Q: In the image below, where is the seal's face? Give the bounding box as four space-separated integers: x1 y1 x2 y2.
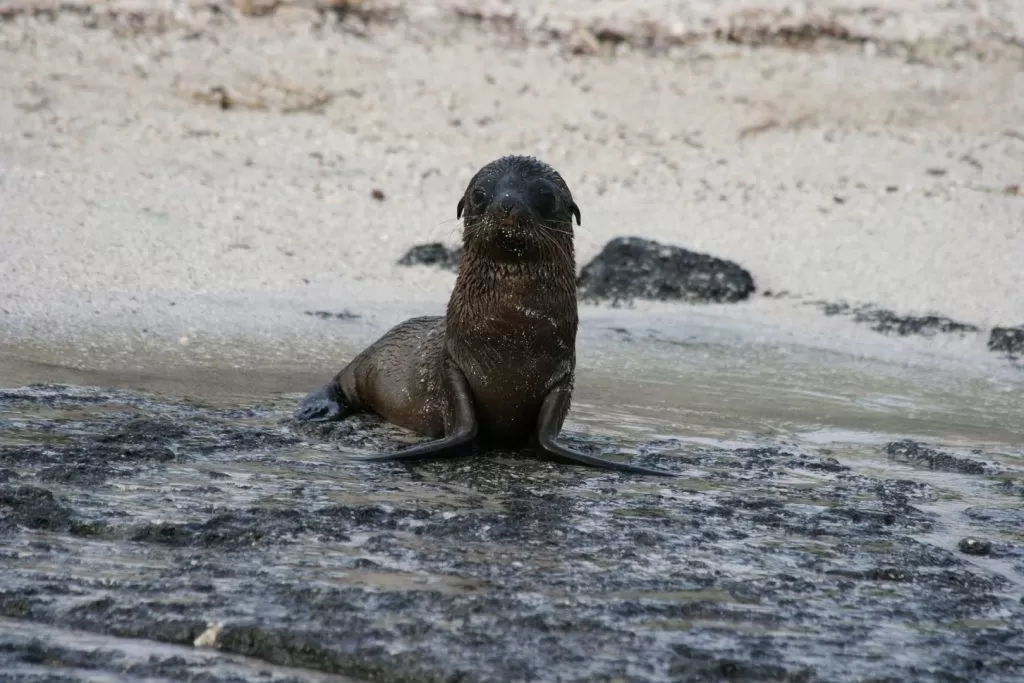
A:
457 156 581 259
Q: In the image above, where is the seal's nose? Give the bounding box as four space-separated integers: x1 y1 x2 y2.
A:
492 192 530 225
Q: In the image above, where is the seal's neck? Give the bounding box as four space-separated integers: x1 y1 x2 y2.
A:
446 238 578 326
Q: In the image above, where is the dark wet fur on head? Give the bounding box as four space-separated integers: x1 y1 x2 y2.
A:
456 156 581 263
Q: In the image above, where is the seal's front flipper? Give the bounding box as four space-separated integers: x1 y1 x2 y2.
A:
349 360 477 463
539 438 676 477
294 382 351 423
536 389 677 477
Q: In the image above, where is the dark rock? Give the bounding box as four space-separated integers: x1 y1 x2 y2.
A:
815 302 979 337
994 480 1024 498
397 242 462 271
988 326 1024 354
885 440 995 475
38 463 116 485
577 237 755 304
0 485 104 538
198 426 300 452
130 506 355 548
988 543 1024 560
8 640 109 669
0 485 75 534
93 417 189 445
958 538 992 556
963 507 1024 532
304 310 360 320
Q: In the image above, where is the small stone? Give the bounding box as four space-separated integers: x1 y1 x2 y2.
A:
370 188 385 201
988 325 1024 354
958 538 992 556
194 622 223 648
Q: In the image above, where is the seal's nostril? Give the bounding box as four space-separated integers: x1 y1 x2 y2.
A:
494 194 530 219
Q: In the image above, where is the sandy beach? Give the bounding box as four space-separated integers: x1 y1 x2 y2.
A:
2 0 1023 385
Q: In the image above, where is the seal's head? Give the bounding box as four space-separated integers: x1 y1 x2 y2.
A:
457 155 580 260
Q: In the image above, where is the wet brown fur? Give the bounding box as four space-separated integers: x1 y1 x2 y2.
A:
326 156 580 449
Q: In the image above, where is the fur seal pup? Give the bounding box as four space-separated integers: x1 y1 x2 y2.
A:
295 155 674 477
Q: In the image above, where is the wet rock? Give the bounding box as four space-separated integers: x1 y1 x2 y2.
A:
885 439 996 475
130 505 357 548
3 639 108 670
577 237 755 304
814 302 979 337
397 242 462 271
668 645 813 682
0 485 75 534
994 479 1024 498
875 479 936 524
1 384 1022 682
988 325 1024 355
0 626 328 682
93 417 189 445
61 597 209 646
198 426 301 453
963 507 1024 533
959 538 993 556
0 438 178 489
988 543 1024 560
37 463 116 485
0 485 104 538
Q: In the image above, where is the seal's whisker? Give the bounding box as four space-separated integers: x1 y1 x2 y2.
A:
539 230 573 266
424 217 463 242
540 223 574 238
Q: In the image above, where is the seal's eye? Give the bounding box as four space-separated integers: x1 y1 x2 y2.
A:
471 188 489 207
535 187 556 218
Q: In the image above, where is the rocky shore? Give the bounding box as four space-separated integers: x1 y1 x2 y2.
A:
2 384 1023 682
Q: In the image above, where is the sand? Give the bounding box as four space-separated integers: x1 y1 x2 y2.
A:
1 1 1023 386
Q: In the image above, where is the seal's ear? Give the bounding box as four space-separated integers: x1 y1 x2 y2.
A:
570 203 581 226
457 196 466 219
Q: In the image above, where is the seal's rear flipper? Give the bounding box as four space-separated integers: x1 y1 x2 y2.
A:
346 432 475 462
294 382 351 423
536 388 677 478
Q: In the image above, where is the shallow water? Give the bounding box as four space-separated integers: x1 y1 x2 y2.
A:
1 306 1023 682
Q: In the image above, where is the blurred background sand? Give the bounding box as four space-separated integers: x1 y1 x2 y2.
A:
1 0 1022 390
